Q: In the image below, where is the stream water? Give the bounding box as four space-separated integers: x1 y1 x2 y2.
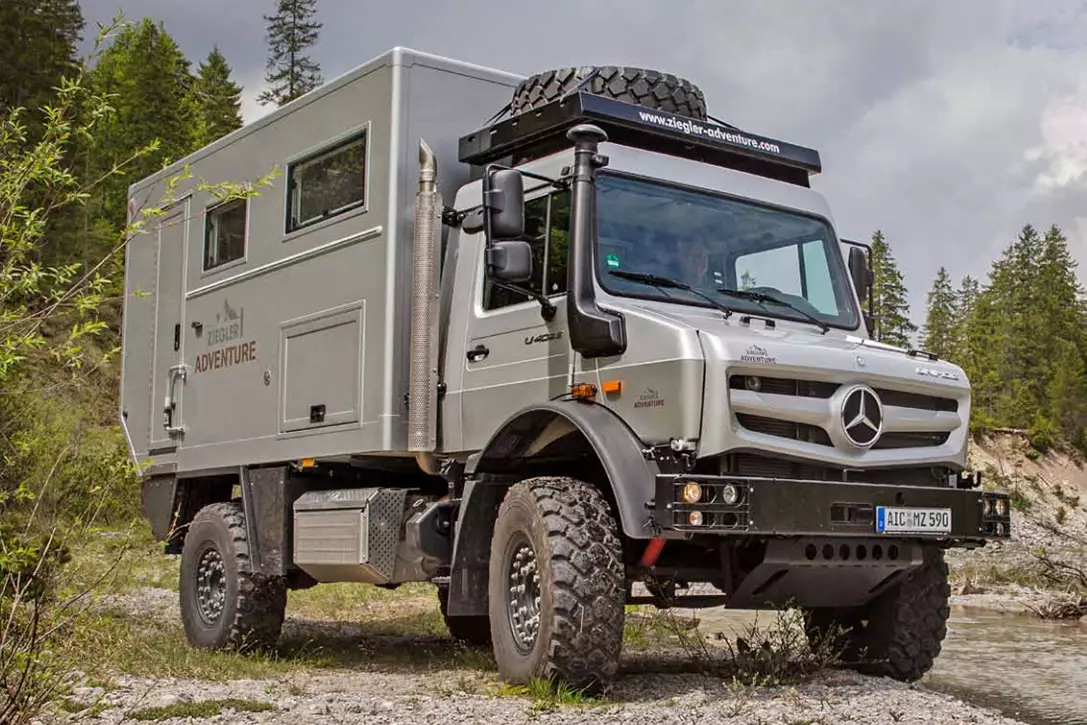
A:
691 605 1087 725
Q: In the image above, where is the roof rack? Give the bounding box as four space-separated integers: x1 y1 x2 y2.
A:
458 92 821 187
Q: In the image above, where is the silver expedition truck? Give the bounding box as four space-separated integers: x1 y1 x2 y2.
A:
120 48 1010 689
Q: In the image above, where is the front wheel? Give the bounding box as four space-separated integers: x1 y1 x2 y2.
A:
805 546 951 681
488 477 626 690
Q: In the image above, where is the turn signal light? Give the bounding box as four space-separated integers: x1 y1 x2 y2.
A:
681 482 703 504
300 458 316 469
571 383 597 400
602 379 622 394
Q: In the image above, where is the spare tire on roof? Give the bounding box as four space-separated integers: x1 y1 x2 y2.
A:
510 66 707 120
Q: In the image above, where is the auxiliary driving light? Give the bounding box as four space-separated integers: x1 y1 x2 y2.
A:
688 511 704 526
745 376 762 392
721 483 740 506
681 482 703 504
995 498 1008 517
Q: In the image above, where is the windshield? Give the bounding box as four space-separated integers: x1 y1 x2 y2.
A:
594 174 859 329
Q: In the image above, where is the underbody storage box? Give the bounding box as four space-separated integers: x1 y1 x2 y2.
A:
292 488 408 583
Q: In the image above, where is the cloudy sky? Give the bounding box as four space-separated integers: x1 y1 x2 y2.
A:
82 0 1087 324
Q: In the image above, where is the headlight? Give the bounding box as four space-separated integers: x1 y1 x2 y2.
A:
721 484 740 506
688 511 704 526
984 499 995 516
681 482 703 504
995 498 1008 517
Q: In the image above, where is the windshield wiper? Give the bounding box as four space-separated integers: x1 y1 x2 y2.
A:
609 270 735 319
717 287 830 334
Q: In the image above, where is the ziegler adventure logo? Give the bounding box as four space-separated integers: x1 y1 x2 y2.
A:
194 299 258 374
634 387 665 409
740 344 777 365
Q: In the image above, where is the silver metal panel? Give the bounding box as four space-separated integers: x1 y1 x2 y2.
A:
280 303 365 433
120 49 519 476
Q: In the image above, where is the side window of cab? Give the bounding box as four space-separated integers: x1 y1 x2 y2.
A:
482 190 571 311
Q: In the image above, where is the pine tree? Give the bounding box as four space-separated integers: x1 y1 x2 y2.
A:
193 47 243 146
89 19 200 234
257 0 323 107
868 230 917 347
0 0 83 116
921 266 956 359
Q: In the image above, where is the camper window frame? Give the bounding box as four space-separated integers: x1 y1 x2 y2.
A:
202 196 249 274
284 123 370 235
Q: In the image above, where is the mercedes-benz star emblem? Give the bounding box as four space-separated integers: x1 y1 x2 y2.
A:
841 386 883 448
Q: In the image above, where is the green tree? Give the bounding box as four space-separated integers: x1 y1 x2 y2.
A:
921 266 956 359
0 0 83 117
88 19 199 233
193 47 243 146
868 230 917 347
257 0 323 107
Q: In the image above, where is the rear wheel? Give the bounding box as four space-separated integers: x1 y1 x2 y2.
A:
804 546 951 681
179 502 286 652
488 477 625 690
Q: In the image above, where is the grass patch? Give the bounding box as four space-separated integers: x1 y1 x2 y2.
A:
497 677 610 712
61 522 180 596
127 698 275 721
69 602 494 682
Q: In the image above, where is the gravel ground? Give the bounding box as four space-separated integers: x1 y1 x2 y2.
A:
66 585 1035 725
62 667 1026 725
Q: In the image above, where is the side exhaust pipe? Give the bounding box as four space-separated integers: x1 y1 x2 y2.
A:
409 140 441 475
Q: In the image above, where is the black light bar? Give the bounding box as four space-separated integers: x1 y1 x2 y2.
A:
458 92 821 186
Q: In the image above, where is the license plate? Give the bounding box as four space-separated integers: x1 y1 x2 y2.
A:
876 506 951 534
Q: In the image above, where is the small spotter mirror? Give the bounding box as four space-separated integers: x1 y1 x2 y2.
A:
488 240 533 283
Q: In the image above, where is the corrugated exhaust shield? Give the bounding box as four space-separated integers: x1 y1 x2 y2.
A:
408 140 441 452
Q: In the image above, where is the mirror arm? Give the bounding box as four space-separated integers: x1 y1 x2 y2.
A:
489 280 557 321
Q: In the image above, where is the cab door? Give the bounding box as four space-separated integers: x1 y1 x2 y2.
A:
458 190 572 452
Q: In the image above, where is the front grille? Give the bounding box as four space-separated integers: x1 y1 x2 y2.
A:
729 375 837 398
736 413 833 446
873 388 957 413
729 375 957 413
728 452 951 487
873 431 951 449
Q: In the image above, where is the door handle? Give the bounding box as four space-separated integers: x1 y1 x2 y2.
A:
163 364 189 435
466 344 489 362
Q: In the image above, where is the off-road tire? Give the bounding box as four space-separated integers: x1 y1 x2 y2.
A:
804 546 950 681
488 477 625 690
437 585 492 646
510 66 707 120
179 502 287 652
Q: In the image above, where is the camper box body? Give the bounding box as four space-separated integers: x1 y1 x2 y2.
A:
119 48 519 475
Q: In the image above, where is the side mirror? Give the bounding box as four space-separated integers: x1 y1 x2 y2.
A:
484 169 525 240
848 246 870 300
488 240 533 283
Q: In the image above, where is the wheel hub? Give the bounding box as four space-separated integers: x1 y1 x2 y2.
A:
196 547 226 624
507 540 541 652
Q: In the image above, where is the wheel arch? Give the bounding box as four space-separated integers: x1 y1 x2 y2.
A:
445 401 665 617
467 400 663 540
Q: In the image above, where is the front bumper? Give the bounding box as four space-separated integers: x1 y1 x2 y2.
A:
654 474 1011 544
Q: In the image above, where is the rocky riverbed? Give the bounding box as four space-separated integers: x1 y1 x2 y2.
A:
59 583 1033 725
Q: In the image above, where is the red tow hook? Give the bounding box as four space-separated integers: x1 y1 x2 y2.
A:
640 537 666 568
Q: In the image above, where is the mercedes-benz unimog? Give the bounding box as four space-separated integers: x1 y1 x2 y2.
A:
119 48 1010 689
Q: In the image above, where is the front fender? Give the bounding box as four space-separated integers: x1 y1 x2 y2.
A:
465 400 675 540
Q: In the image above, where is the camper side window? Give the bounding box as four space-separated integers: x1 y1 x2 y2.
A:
287 132 367 232
483 190 570 311
204 198 247 271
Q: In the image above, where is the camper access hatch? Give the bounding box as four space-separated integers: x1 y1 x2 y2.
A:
458 92 822 187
